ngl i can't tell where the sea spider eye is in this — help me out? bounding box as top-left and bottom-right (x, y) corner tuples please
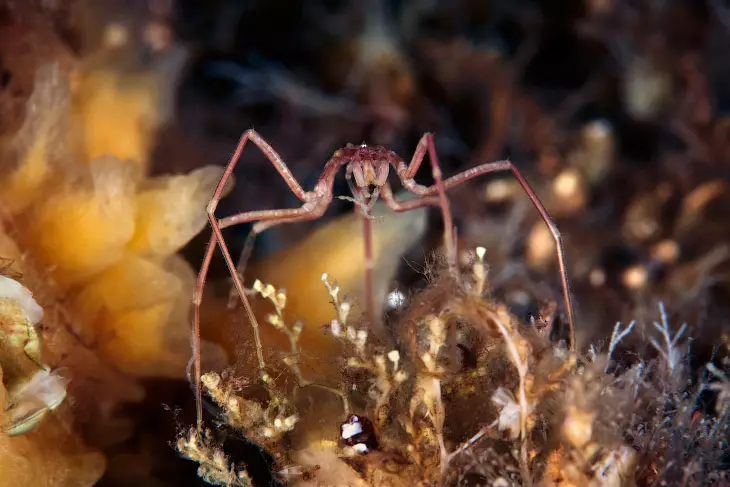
(340, 414), (378, 454)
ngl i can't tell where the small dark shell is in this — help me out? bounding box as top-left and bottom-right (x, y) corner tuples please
(340, 414), (379, 453)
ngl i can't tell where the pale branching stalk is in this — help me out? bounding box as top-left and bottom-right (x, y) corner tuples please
(706, 362), (730, 416)
(588, 344), (598, 362)
(492, 387), (523, 440)
(200, 373), (261, 430)
(439, 249), (534, 485)
(438, 422), (492, 486)
(343, 343), (407, 417)
(252, 279), (306, 383)
(200, 371), (297, 442)
(490, 313), (533, 487)
(177, 428), (252, 487)
(323, 273), (411, 417)
(605, 320), (636, 372)
(321, 272), (352, 326)
(472, 246), (488, 297)
(399, 313), (452, 483)
(253, 278), (349, 416)
(372, 350), (409, 414)
(629, 362), (646, 402)
(442, 425), (489, 467)
(591, 445), (637, 486)
(649, 302), (687, 375)
(421, 315), (447, 449)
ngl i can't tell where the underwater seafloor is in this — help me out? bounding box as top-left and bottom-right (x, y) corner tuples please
(0, 1), (729, 486)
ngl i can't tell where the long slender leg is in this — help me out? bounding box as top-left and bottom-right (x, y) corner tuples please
(342, 176), (380, 328)
(194, 207), (323, 429)
(225, 228), (258, 310)
(391, 134), (459, 271)
(427, 162), (575, 352)
(425, 135), (458, 272)
(380, 181), (457, 270)
(380, 182), (442, 211)
(215, 130), (309, 308)
(361, 215), (376, 327)
(191, 129), (321, 430)
(395, 139), (576, 351)
(357, 185), (390, 331)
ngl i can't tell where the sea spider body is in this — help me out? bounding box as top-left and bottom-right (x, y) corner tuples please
(336, 144), (399, 184)
(190, 129), (576, 429)
(324, 143), (411, 215)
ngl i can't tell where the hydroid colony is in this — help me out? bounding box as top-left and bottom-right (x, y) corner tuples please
(179, 239), (730, 486)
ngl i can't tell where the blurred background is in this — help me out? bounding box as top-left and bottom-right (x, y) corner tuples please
(169, 0), (728, 344)
(2, 0), (730, 485)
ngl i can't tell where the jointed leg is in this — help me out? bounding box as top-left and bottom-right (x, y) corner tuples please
(395, 134), (576, 351)
(362, 215), (375, 328)
(438, 161), (575, 351)
(425, 135), (458, 272)
(191, 129), (323, 430)
(388, 134), (460, 271)
(379, 184), (449, 277)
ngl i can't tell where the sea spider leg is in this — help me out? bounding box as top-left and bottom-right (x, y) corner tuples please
(385, 134), (459, 268)
(191, 129), (330, 429)
(343, 168), (394, 328)
(389, 133), (576, 351)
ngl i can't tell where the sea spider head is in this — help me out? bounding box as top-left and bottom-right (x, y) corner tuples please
(344, 143), (397, 191)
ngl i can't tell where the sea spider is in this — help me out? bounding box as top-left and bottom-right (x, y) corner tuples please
(190, 129), (575, 428)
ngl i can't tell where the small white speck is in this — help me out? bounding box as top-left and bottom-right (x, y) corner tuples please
(292, 321), (303, 334)
(341, 421), (363, 440)
(589, 268), (606, 286)
(386, 290), (406, 309)
(283, 415), (298, 428)
(394, 370), (408, 383)
(330, 319), (342, 337)
(388, 349), (400, 371)
(103, 23), (129, 48)
(483, 179), (515, 203)
(476, 246), (486, 261)
(353, 443), (369, 454)
(553, 169), (581, 198)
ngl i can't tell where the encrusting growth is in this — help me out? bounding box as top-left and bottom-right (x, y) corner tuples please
(181, 242), (587, 486)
